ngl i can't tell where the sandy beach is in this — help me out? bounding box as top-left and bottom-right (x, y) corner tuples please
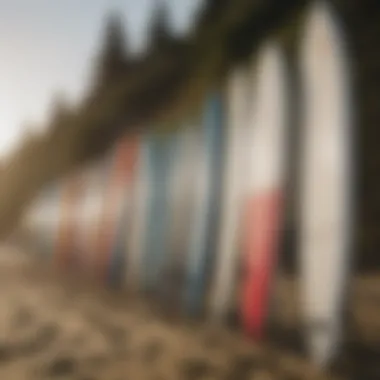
(0, 245), (378, 380)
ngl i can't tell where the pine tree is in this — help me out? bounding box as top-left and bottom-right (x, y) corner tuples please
(94, 11), (128, 89)
(197, 0), (230, 27)
(148, 0), (173, 51)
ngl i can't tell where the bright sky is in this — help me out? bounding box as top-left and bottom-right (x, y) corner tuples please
(0, 0), (202, 158)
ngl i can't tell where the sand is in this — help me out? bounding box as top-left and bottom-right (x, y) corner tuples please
(0, 245), (378, 380)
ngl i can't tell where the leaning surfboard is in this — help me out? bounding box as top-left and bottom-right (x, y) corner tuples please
(241, 42), (289, 339)
(27, 182), (62, 261)
(74, 161), (105, 278)
(299, 1), (352, 367)
(55, 171), (84, 271)
(141, 132), (174, 294)
(210, 67), (250, 320)
(44, 183), (64, 262)
(108, 135), (140, 287)
(159, 123), (199, 311)
(126, 133), (150, 292)
(184, 93), (225, 317)
(96, 136), (134, 284)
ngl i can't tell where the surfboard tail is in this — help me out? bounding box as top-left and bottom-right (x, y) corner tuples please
(241, 189), (283, 338)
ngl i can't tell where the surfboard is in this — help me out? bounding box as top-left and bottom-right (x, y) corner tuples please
(141, 132), (174, 294)
(55, 171), (84, 271)
(85, 160), (112, 280)
(68, 170), (97, 274)
(45, 183), (64, 262)
(299, 1), (352, 367)
(210, 67), (251, 321)
(126, 133), (150, 292)
(159, 124), (199, 311)
(184, 93), (225, 317)
(23, 197), (43, 255)
(108, 135), (140, 287)
(73, 161), (104, 278)
(74, 165), (93, 273)
(28, 182), (62, 261)
(241, 42), (289, 339)
(96, 136), (135, 284)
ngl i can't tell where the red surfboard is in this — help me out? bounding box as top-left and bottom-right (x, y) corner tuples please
(95, 134), (139, 284)
(241, 42), (289, 339)
(242, 190), (283, 337)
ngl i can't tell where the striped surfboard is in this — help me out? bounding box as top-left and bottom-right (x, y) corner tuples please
(241, 42), (289, 339)
(184, 93), (225, 317)
(299, 1), (353, 367)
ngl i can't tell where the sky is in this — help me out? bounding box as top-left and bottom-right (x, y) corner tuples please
(0, 0), (203, 158)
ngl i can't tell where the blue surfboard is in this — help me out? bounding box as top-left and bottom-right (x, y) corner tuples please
(184, 93), (225, 316)
(141, 132), (175, 294)
(158, 124), (199, 311)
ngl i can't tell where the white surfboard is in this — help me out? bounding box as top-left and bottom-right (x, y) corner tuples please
(25, 192), (46, 254)
(26, 183), (62, 260)
(210, 67), (250, 320)
(299, 1), (352, 367)
(68, 171), (88, 272)
(48, 181), (65, 261)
